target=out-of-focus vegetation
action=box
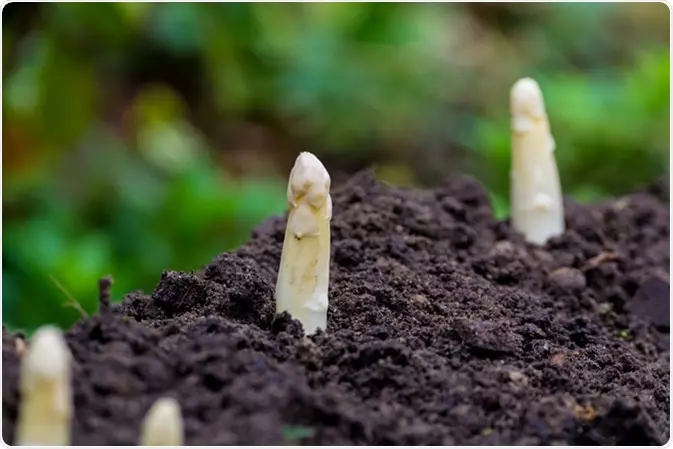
[2,3,669,333]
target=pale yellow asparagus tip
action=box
[275,151,332,335]
[287,151,332,219]
[511,77,545,121]
[16,325,72,446]
[139,397,184,446]
[509,77,564,245]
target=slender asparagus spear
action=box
[510,77,565,245]
[16,326,73,446]
[275,151,332,335]
[139,397,184,446]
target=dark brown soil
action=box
[3,172,670,445]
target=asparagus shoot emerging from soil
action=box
[139,397,184,446]
[510,77,565,245]
[275,151,332,335]
[16,325,73,446]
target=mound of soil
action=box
[3,172,670,445]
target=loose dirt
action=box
[3,172,669,445]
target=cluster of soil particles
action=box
[2,171,669,445]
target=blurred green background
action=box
[2,3,669,333]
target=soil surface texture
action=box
[3,171,670,445]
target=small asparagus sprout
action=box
[16,326,73,446]
[275,152,332,335]
[510,77,565,245]
[139,397,184,446]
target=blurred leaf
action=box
[149,3,203,55]
[138,121,206,175]
[133,84,187,126]
[38,42,98,149]
[54,232,111,296]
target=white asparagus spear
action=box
[275,151,332,335]
[16,326,73,446]
[510,77,565,245]
[139,397,184,446]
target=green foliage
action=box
[3,140,287,332]
[2,3,669,333]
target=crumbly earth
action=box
[2,172,669,445]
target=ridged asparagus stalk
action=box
[139,397,184,446]
[16,326,73,446]
[275,152,332,335]
[510,77,565,245]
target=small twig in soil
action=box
[48,275,88,318]
[573,404,598,422]
[98,275,114,315]
[583,252,620,270]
